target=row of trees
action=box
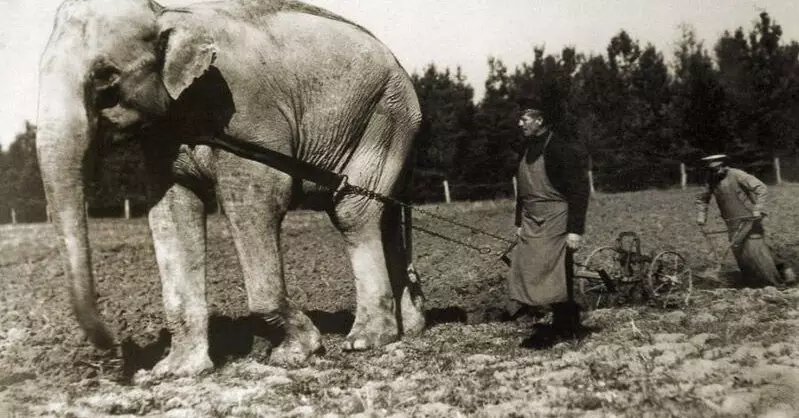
[411,12,799,200]
[2,12,798,222]
[0,122,149,223]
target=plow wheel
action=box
[576,246,624,309]
[647,251,693,308]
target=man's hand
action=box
[566,233,582,250]
[516,227,522,238]
[696,214,706,226]
[752,210,762,219]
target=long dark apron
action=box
[509,140,571,307]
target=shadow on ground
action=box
[116,306,514,381]
[117,310,366,380]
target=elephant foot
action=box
[342,313,398,351]
[270,334,320,366]
[268,309,322,367]
[400,287,426,337]
[151,344,213,378]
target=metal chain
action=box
[412,224,494,254]
[410,205,516,244]
[201,135,514,256]
[343,182,516,246]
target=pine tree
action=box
[411,64,477,201]
[670,25,727,162]
[467,58,519,200]
[3,122,46,222]
[715,12,799,172]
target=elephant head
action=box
[36,0,218,348]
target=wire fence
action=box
[3,156,798,225]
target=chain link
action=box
[343,183,516,248]
[412,224,494,254]
[202,136,513,256]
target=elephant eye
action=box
[91,65,120,90]
[90,63,122,109]
[94,85,120,109]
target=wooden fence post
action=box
[512,176,518,201]
[774,157,782,185]
[124,198,131,220]
[587,156,596,196]
[587,170,596,195]
[680,163,687,190]
[11,208,16,224]
[442,179,451,203]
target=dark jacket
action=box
[515,131,590,234]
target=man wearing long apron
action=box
[695,154,791,287]
[510,108,591,349]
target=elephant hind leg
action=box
[333,198,424,351]
[333,212,400,351]
[330,101,425,350]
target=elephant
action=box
[37,0,425,376]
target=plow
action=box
[574,231,693,309]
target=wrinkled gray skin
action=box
[37,0,424,376]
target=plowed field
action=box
[2,186,798,417]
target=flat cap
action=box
[701,154,728,165]
[520,108,544,119]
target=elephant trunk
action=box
[36,73,115,349]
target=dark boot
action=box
[552,302,593,340]
[520,302,595,349]
[519,323,558,349]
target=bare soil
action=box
[1,186,798,417]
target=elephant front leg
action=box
[148,184,213,377]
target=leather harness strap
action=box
[202,133,349,193]
[192,134,514,260]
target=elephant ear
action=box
[158,24,217,100]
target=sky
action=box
[1,0,797,149]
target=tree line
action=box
[2,12,798,222]
[409,12,799,200]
